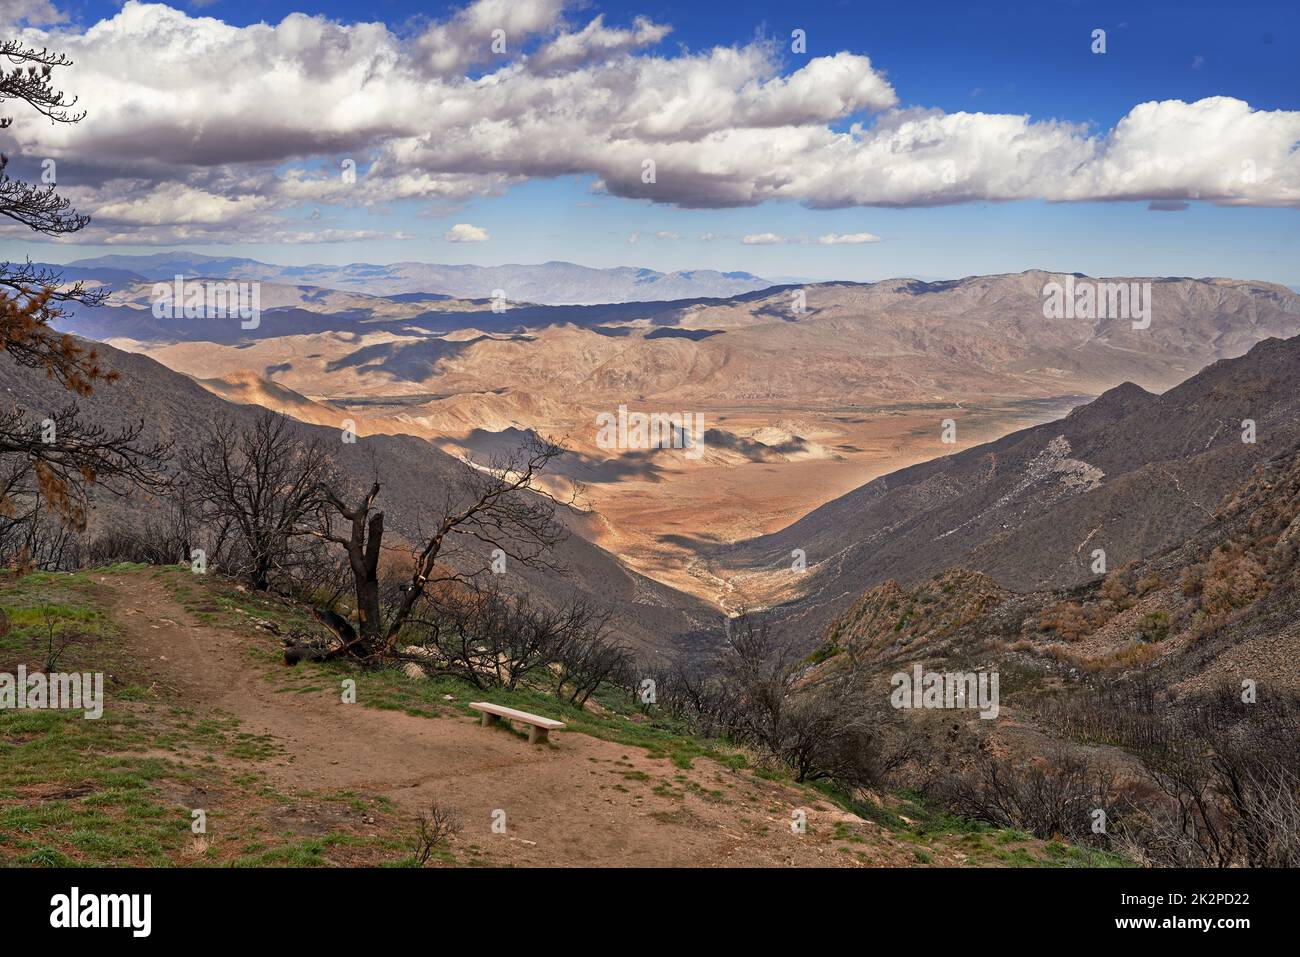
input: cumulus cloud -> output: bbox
[529,14,670,72]
[415,0,566,76]
[444,222,490,242]
[90,182,271,226]
[741,233,788,245]
[818,232,881,244]
[3,0,1297,245]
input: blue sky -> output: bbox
[6,0,1298,285]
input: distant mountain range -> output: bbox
[59,252,773,306]
[48,268,1300,410]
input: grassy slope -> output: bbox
[0,565,1124,868]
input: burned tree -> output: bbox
[0,271,170,564]
[552,608,629,707]
[185,411,336,591]
[401,580,619,694]
[1,40,102,388]
[0,403,168,546]
[305,435,574,662]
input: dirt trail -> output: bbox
[95,572,872,867]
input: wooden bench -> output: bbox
[468,702,566,744]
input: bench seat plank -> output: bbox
[468,701,566,731]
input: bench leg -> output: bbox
[528,725,549,745]
[481,712,499,727]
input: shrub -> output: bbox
[1137,610,1170,643]
[1099,570,1134,612]
[1135,571,1164,596]
[1037,601,1090,642]
[1198,544,1269,615]
[930,748,1116,841]
[1039,683,1300,867]
[410,802,461,866]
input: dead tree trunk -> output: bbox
[314,483,385,659]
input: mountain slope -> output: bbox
[813,431,1300,696]
[0,341,719,656]
[727,334,1300,642]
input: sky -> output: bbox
[0,0,1297,285]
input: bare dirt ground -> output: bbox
[579,399,1081,606]
[94,571,929,867]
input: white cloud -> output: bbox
[529,14,670,72]
[443,222,490,242]
[415,0,566,76]
[817,232,881,244]
[743,232,883,245]
[0,0,65,28]
[89,182,270,226]
[3,1,1297,245]
[654,230,680,240]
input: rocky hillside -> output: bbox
[729,334,1300,642]
[820,569,1011,663]
[811,432,1300,694]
